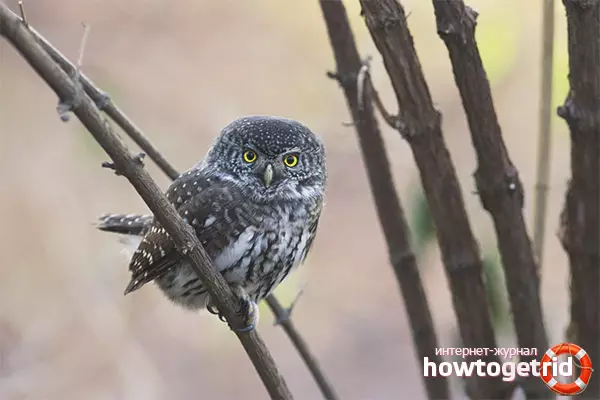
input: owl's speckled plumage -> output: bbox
[98,116,326,314]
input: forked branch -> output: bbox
[358,0,511,397]
[2,4,339,399]
[0,4,293,399]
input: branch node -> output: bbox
[466,5,479,22]
[56,90,82,122]
[557,96,576,122]
[102,152,145,176]
[555,94,600,131]
[474,167,525,211]
[555,94,600,132]
[101,161,122,176]
[326,69,356,89]
[389,249,415,267]
[326,70,340,81]
[273,285,306,326]
[94,90,111,110]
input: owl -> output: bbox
[97,116,327,331]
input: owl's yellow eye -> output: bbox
[283,154,299,167]
[243,150,257,163]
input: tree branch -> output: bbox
[0,5,293,399]
[319,1,449,399]
[558,1,600,398]
[358,0,512,398]
[4,5,340,399]
[431,1,551,397]
[27,23,180,180]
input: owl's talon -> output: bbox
[232,299,258,333]
[234,322,255,333]
[206,302,218,315]
[229,285,259,332]
[206,302,227,322]
[206,288,258,331]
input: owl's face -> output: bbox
[205,116,326,202]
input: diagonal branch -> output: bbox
[431,1,551,397]
[28,24,180,180]
[11,8,339,400]
[264,296,338,400]
[358,0,511,398]
[319,1,449,399]
[558,1,600,398]
[0,4,293,399]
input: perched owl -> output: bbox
[97,116,327,330]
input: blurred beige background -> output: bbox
[0,0,573,399]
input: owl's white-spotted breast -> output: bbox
[97,116,326,326]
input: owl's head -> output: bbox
[205,116,326,202]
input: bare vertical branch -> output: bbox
[319,1,449,399]
[557,1,600,398]
[0,5,293,399]
[533,0,556,270]
[358,0,511,397]
[431,1,550,397]
[14,12,339,399]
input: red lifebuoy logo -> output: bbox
[539,343,593,396]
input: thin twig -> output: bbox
[0,4,293,399]
[533,0,555,272]
[8,4,338,399]
[57,22,88,122]
[75,23,89,77]
[26,22,180,179]
[17,1,27,27]
[356,60,406,134]
[368,81,398,129]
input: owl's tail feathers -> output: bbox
[96,213,153,236]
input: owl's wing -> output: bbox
[125,171,244,294]
[297,201,323,266]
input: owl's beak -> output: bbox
[263,163,274,188]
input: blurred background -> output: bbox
[0,0,574,399]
